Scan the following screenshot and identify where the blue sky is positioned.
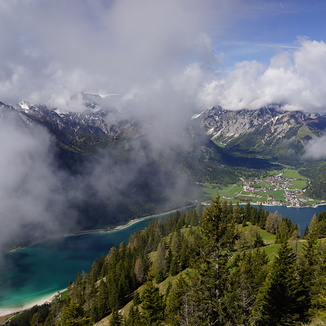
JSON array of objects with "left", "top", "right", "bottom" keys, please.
[
  {"left": 0, "top": 0, "right": 326, "bottom": 112},
  {"left": 216, "top": 0, "right": 326, "bottom": 66}
]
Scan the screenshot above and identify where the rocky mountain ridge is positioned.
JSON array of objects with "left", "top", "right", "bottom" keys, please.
[
  {"left": 197, "top": 106, "right": 326, "bottom": 160},
  {"left": 199, "top": 106, "right": 323, "bottom": 143},
  {"left": 16, "top": 101, "right": 141, "bottom": 141},
  {"left": 0, "top": 99, "right": 325, "bottom": 237},
  {"left": 3, "top": 100, "right": 325, "bottom": 150}
]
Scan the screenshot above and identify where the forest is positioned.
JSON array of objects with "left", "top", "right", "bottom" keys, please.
[{"left": 6, "top": 197, "right": 326, "bottom": 326}]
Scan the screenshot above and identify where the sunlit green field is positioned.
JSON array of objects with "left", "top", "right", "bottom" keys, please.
[
  {"left": 290, "top": 179, "right": 307, "bottom": 189},
  {"left": 199, "top": 166, "right": 320, "bottom": 205},
  {"left": 282, "top": 169, "right": 306, "bottom": 179}
]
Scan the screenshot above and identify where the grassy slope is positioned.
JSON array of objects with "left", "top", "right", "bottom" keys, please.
[
  {"left": 200, "top": 166, "right": 321, "bottom": 205},
  {"left": 94, "top": 224, "right": 317, "bottom": 325}
]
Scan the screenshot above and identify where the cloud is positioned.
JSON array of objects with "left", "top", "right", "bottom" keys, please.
[
  {"left": 1, "top": 0, "right": 326, "bottom": 251},
  {"left": 0, "top": 0, "right": 238, "bottom": 113},
  {"left": 0, "top": 0, "right": 234, "bottom": 250},
  {"left": 303, "top": 135, "right": 326, "bottom": 160},
  {"left": 199, "top": 39, "right": 326, "bottom": 112},
  {"left": 0, "top": 0, "right": 244, "bottom": 249},
  {"left": 2, "top": 1, "right": 326, "bottom": 115},
  {"left": 0, "top": 109, "right": 73, "bottom": 249}
]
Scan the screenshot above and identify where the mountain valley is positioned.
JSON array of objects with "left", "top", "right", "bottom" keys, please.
[{"left": 0, "top": 100, "right": 325, "bottom": 249}]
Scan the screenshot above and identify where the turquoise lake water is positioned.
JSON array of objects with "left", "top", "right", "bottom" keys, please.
[
  {"left": 0, "top": 205, "right": 325, "bottom": 309},
  {"left": 258, "top": 205, "right": 326, "bottom": 231}
]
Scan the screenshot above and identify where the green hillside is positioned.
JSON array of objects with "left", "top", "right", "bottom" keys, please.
[{"left": 7, "top": 197, "right": 326, "bottom": 326}]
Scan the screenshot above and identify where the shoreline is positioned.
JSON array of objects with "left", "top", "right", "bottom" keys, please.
[
  {"left": 0, "top": 289, "right": 66, "bottom": 318},
  {"left": 2, "top": 204, "right": 195, "bottom": 255},
  {"left": 0, "top": 205, "right": 195, "bottom": 317},
  {"left": 239, "top": 202, "right": 326, "bottom": 208},
  {"left": 1, "top": 202, "right": 325, "bottom": 318},
  {"left": 3, "top": 202, "right": 326, "bottom": 255},
  {"left": 108, "top": 204, "right": 195, "bottom": 232}
]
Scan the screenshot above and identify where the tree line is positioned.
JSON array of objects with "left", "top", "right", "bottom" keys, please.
[{"left": 7, "top": 197, "right": 326, "bottom": 325}]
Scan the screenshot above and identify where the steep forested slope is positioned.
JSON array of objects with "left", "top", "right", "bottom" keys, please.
[
  {"left": 301, "top": 161, "right": 326, "bottom": 200},
  {"left": 8, "top": 197, "right": 326, "bottom": 326}
]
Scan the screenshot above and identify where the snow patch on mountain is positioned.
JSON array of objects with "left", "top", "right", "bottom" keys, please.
[
  {"left": 198, "top": 106, "right": 325, "bottom": 147},
  {"left": 19, "top": 101, "right": 30, "bottom": 112}
]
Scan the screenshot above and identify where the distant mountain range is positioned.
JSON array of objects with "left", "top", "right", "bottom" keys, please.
[
  {"left": 0, "top": 100, "right": 325, "bottom": 239},
  {"left": 5, "top": 101, "right": 325, "bottom": 165},
  {"left": 197, "top": 106, "right": 326, "bottom": 162}
]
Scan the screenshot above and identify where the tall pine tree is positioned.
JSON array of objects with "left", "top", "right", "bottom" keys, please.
[{"left": 254, "top": 241, "right": 308, "bottom": 325}]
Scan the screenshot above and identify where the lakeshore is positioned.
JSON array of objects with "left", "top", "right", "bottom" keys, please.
[
  {"left": 0, "top": 205, "right": 195, "bottom": 316},
  {"left": 214, "top": 168, "right": 325, "bottom": 208},
  {"left": 3, "top": 205, "right": 195, "bottom": 255},
  {"left": 0, "top": 289, "right": 66, "bottom": 319},
  {"left": 0, "top": 203, "right": 325, "bottom": 320}
]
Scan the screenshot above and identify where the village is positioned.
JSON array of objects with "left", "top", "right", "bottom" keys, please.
[{"left": 222, "top": 170, "right": 325, "bottom": 207}]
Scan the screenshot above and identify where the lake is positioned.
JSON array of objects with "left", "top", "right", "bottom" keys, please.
[
  {"left": 0, "top": 205, "right": 325, "bottom": 311},
  {"left": 257, "top": 204, "right": 326, "bottom": 232}
]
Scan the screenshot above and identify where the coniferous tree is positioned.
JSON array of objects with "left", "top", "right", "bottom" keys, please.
[
  {"left": 141, "top": 281, "right": 165, "bottom": 325},
  {"left": 110, "top": 309, "right": 123, "bottom": 326},
  {"left": 224, "top": 250, "right": 269, "bottom": 325},
  {"left": 310, "top": 245, "right": 326, "bottom": 319},
  {"left": 195, "top": 204, "right": 203, "bottom": 222},
  {"left": 169, "top": 256, "right": 179, "bottom": 276},
  {"left": 233, "top": 202, "right": 243, "bottom": 224},
  {"left": 153, "top": 239, "right": 167, "bottom": 283},
  {"left": 124, "top": 305, "right": 142, "bottom": 326},
  {"left": 134, "top": 256, "right": 145, "bottom": 284},
  {"left": 60, "top": 300, "right": 89, "bottom": 326},
  {"left": 301, "top": 215, "right": 320, "bottom": 318},
  {"left": 257, "top": 203, "right": 267, "bottom": 229},
  {"left": 254, "top": 241, "right": 308, "bottom": 325},
  {"left": 264, "top": 211, "right": 281, "bottom": 234},
  {"left": 11, "top": 197, "right": 326, "bottom": 326},
  {"left": 165, "top": 276, "right": 189, "bottom": 326},
  {"left": 275, "top": 217, "right": 298, "bottom": 244},
  {"left": 170, "top": 230, "right": 182, "bottom": 256},
  {"left": 198, "top": 195, "right": 238, "bottom": 324},
  {"left": 303, "top": 224, "right": 310, "bottom": 237}
]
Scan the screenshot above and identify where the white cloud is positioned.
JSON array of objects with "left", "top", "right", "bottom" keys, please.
[
  {"left": 303, "top": 135, "right": 326, "bottom": 160},
  {"left": 1, "top": 1, "right": 326, "bottom": 115},
  {"left": 1, "top": 0, "right": 326, "bottom": 248},
  {"left": 0, "top": 0, "right": 244, "bottom": 247},
  {"left": 0, "top": 0, "right": 238, "bottom": 114},
  {"left": 0, "top": 111, "right": 70, "bottom": 249},
  {"left": 200, "top": 39, "right": 326, "bottom": 112}
]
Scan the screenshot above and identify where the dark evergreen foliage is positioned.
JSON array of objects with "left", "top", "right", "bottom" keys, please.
[
  {"left": 255, "top": 242, "right": 309, "bottom": 325},
  {"left": 7, "top": 198, "right": 326, "bottom": 326}
]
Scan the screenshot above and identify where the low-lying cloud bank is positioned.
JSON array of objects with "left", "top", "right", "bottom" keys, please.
[
  {"left": 0, "top": 0, "right": 227, "bottom": 250},
  {"left": 0, "top": 110, "right": 73, "bottom": 249},
  {"left": 303, "top": 134, "right": 326, "bottom": 160}
]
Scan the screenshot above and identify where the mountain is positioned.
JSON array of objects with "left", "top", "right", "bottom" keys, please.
[
  {"left": 15, "top": 100, "right": 142, "bottom": 174},
  {"left": 17, "top": 100, "right": 139, "bottom": 141},
  {"left": 0, "top": 100, "right": 187, "bottom": 240},
  {"left": 6, "top": 100, "right": 278, "bottom": 182},
  {"left": 197, "top": 106, "right": 326, "bottom": 162},
  {"left": 7, "top": 200, "right": 326, "bottom": 326},
  {"left": 1, "top": 100, "right": 325, "bottom": 242}
]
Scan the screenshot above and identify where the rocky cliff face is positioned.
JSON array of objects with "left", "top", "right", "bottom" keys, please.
[
  {"left": 197, "top": 106, "right": 326, "bottom": 157},
  {"left": 16, "top": 101, "right": 141, "bottom": 141},
  {"left": 199, "top": 106, "right": 323, "bottom": 143}
]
